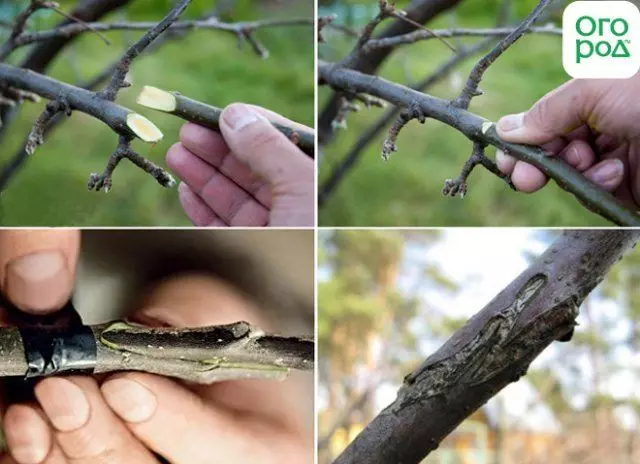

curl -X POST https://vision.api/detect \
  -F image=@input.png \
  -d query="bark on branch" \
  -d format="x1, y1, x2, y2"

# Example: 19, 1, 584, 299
333, 229, 640, 464
0, 320, 313, 384
363, 25, 561, 52
319, 62, 640, 227
137, 86, 315, 158
0, 63, 161, 143
318, 0, 465, 142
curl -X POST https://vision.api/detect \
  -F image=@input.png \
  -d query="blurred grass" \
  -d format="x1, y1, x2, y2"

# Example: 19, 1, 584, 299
318, 2, 610, 227
0, 0, 313, 226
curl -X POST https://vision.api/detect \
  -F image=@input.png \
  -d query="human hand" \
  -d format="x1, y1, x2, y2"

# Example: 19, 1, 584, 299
0, 234, 312, 463
495, 76, 640, 208
166, 104, 315, 227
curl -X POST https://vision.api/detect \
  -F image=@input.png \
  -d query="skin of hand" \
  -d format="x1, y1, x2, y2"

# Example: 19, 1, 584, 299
0, 231, 312, 464
495, 76, 640, 209
166, 103, 315, 227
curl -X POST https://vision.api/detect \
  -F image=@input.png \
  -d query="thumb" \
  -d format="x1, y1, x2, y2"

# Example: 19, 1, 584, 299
219, 103, 308, 187
496, 80, 591, 145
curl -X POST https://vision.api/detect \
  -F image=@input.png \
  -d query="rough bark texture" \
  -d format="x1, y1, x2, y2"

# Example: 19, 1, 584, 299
318, 0, 465, 142
0, 321, 313, 384
334, 230, 640, 464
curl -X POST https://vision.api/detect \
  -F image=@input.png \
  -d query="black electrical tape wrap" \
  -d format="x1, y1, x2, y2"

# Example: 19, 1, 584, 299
19, 325, 97, 378
10, 299, 98, 379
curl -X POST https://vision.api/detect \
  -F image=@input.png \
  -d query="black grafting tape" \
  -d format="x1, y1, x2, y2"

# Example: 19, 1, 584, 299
19, 325, 97, 379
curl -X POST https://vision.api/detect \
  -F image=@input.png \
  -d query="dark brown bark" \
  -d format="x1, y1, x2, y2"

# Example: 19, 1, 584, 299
333, 230, 640, 464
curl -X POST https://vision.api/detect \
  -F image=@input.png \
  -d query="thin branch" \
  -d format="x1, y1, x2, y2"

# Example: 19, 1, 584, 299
87, 135, 175, 192
318, 38, 494, 208
442, 140, 514, 198
0, 320, 313, 384
100, 0, 192, 101
137, 86, 315, 158
319, 62, 640, 227
454, 0, 553, 109
364, 25, 560, 52
382, 105, 425, 161
333, 230, 640, 464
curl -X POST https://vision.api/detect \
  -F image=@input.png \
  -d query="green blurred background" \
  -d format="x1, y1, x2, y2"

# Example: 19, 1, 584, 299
0, 0, 313, 226
318, 0, 612, 227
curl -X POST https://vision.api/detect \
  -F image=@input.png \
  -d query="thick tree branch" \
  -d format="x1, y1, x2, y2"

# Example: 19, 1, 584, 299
0, 321, 313, 384
333, 230, 640, 464
318, 0, 465, 142
318, 38, 493, 208
363, 25, 561, 52
319, 62, 640, 226
0, 0, 131, 141
0, 63, 161, 143
137, 86, 315, 158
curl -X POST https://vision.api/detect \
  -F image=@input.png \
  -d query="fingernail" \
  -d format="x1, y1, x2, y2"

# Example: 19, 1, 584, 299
11, 446, 47, 464
497, 113, 525, 133
102, 378, 157, 423
590, 159, 624, 184
5, 251, 69, 312
222, 104, 259, 131
495, 149, 516, 173
35, 378, 89, 432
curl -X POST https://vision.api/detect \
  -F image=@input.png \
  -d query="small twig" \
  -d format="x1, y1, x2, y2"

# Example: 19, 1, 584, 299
331, 95, 361, 130
364, 25, 560, 52
25, 99, 70, 155
239, 28, 269, 59
100, 0, 192, 101
88, 135, 175, 192
442, 141, 514, 198
387, 10, 457, 53
318, 14, 338, 43
136, 86, 315, 158
453, 0, 553, 109
382, 104, 425, 161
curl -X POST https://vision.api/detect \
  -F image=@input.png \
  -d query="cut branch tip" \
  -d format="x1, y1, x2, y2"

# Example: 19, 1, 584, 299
126, 113, 163, 142
136, 86, 177, 112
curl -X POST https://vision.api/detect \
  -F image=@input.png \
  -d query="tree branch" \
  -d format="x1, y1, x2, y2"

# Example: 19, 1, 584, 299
319, 62, 640, 226
5, 17, 313, 57
137, 86, 315, 158
0, 0, 132, 141
363, 25, 560, 52
0, 320, 313, 384
453, 0, 553, 109
318, 0, 466, 142
0, 63, 161, 143
318, 38, 494, 208
333, 230, 640, 464
100, 0, 192, 101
